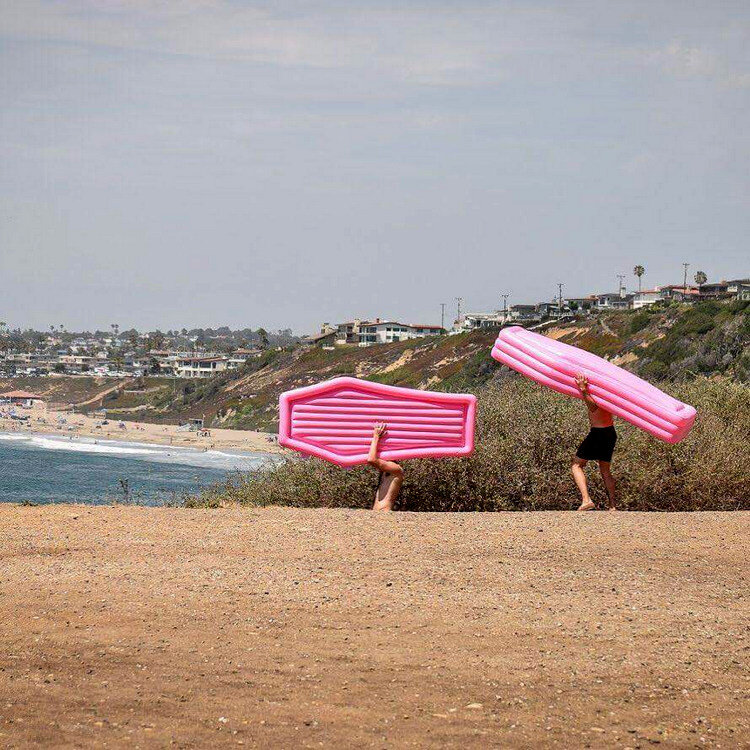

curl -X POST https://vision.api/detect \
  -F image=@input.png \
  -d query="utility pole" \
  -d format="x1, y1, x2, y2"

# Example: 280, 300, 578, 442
682, 262, 690, 291
455, 297, 463, 327
440, 303, 446, 331
557, 283, 564, 317
617, 274, 625, 299
501, 293, 509, 320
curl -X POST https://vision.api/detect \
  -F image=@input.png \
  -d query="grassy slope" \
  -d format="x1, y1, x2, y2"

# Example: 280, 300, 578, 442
0, 375, 123, 406
4, 301, 747, 431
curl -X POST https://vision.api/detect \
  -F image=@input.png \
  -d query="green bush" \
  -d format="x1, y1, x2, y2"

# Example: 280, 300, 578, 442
188, 376, 750, 512
629, 311, 651, 334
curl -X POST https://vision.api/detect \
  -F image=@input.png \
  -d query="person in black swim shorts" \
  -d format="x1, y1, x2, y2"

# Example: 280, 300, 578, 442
571, 373, 617, 511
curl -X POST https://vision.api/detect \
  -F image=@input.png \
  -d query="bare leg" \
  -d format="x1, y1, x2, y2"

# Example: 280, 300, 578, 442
572, 457, 595, 511
598, 462, 617, 510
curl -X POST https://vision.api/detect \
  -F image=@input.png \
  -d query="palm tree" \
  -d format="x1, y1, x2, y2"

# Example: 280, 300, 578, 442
633, 265, 645, 294
694, 271, 707, 297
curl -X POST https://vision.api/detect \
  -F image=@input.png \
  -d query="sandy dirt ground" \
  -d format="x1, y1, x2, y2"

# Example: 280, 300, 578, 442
0, 409, 281, 454
0, 506, 747, 749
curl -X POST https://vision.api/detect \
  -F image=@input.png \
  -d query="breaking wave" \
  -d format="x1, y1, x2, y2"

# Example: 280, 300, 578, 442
0, 432, 270, 470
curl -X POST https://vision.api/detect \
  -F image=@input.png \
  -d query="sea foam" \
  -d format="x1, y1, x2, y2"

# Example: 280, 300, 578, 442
0, 431, 270, 470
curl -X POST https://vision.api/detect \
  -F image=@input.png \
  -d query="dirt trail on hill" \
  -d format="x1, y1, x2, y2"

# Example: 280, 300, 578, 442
0, 507, 747, 748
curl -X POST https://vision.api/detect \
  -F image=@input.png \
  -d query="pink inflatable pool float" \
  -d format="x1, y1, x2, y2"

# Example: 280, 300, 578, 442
491, 326, 696, 444
278, 377, 477, 467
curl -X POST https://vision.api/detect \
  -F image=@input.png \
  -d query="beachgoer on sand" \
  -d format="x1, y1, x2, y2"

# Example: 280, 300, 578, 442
571, 373, 617, 511
367, 423, 403, 511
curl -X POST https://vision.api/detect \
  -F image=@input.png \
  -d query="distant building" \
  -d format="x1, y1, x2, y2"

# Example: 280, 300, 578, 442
595, 292, 634, 310
659, 286, 700, 303
324, 318, 442, 346
175, 356, 231, 378
508, 304, 542, 324
537, 301, 571, 319
727, 279, 750, 300
303, 329, 338, 348
358, 321, 443, 345
460, 312, 507, 331
566, 296, 597, 312
0, 390, 45, 407
335, 320, 365, 345
631, 289, 661, 309
696, 281, 730, 300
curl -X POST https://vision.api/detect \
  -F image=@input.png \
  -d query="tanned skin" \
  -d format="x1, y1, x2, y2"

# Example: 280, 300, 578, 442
367, 423, 404, 511
571, 373, 617, 512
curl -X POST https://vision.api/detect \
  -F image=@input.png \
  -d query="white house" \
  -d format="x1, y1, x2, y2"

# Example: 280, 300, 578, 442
595, 292, 633, 310
175, 356, 231, 378
459, 312, 508, 331
357, 321, 443, 346
631, 289, 661, 309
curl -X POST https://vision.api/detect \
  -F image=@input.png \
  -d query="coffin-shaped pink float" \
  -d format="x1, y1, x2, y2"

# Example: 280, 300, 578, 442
278, 377, 477, 467
491, 326, 696, 443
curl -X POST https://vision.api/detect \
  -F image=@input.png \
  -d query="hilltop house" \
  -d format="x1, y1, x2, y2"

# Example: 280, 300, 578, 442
324, 319, 442, 346
659, 286, 700, 303
631, 289, 662, 309
303, 328, 338, 348
595, 292, 634, 310
357, 321, 443, 345
175, 355, 232, 378
537, 301, 571, 319
335, 320, 364, 345
508, 304, 542, 324
727, 279, 750, 300
566, 296, 597, 311
460, 312, 508, 331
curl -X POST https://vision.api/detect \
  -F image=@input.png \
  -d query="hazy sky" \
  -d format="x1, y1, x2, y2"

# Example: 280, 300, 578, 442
1, 1, 748, 334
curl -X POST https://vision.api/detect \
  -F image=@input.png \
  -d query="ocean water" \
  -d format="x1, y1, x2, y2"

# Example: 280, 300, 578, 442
0, 432, 272, 505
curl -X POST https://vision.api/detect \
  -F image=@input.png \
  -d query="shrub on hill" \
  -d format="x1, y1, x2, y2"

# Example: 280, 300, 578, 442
189, 376, 750, 512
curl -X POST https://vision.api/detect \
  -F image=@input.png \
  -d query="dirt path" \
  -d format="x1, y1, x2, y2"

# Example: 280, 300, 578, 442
0, 507, 747, 748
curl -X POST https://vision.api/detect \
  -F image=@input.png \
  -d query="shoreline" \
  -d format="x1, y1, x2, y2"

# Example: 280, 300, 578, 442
0, 407, 283, 454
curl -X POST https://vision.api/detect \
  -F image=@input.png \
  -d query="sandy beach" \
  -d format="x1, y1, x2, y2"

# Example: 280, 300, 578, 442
0, 506, 747, 748
0, 407, 282, 455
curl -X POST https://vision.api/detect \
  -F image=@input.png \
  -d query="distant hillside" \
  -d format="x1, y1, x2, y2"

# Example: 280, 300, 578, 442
4, 300, 747, 431
547, 298, 749, 382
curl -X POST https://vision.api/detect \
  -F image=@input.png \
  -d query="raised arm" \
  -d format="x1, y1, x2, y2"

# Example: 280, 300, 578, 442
575, 373, 599, 412
367, 423, 404, 475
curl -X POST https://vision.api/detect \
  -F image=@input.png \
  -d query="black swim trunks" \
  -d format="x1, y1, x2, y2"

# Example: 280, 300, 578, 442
576, 425, 617, 462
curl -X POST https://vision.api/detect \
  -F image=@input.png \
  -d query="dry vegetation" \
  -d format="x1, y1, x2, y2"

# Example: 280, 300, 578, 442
191, 376, 750, 512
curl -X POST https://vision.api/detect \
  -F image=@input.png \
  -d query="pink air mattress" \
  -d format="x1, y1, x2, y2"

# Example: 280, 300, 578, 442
278, 377, 477, 467
491, 326, 696, 443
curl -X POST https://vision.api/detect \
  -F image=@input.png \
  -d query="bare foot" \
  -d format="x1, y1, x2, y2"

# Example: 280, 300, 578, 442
608, 506, 618, 511
577, 501, 596, 512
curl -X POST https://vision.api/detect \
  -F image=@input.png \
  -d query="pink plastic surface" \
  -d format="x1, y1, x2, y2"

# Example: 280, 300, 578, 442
278, 377, 477, 467
491, 326, 696, 444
